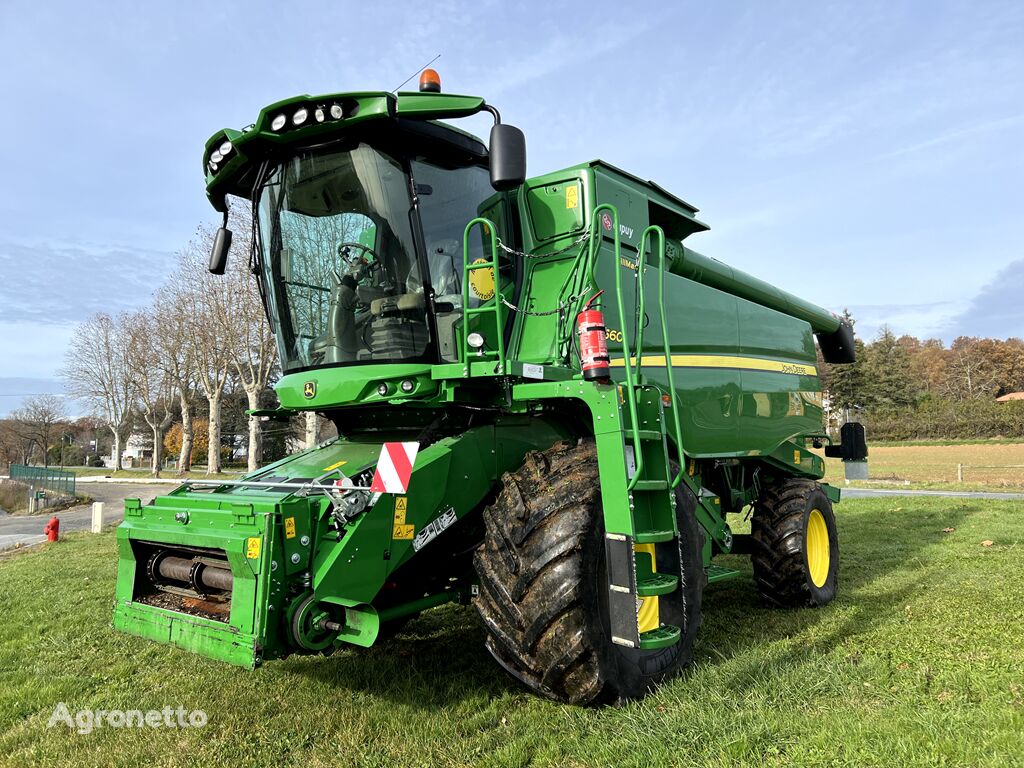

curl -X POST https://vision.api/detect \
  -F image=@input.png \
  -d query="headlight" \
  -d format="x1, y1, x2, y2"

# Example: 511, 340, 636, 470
314, 107, 325, 123
467, 332, 485, 349
400, 380, 415, 393
219, 140, 232, 155
210, 150, 223, 163
271, 114, 286, 131
330, 104, 343, 119
292, 107, 308, 125
376, 383, 389, 397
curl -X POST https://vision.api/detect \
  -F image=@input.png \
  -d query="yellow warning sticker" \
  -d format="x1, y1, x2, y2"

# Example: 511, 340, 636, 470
793, 450, 802, 464
246, 537, 261, 559
393, 496, 408, 526
565, 184, 579, 209
393, 524, 415, 540
322, 459, 348, 472
469, 258, 495, 300
284, 517, 296, 539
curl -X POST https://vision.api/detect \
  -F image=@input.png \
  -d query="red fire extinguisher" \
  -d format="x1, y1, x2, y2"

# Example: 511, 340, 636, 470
44, 516, 60, 542
578, 291, 610, 382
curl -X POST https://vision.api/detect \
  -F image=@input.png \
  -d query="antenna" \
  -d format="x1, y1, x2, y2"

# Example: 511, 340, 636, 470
391, 53, 441, 93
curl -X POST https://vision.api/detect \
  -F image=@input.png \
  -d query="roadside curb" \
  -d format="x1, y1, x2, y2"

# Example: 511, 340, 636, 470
73, 477, 183, 485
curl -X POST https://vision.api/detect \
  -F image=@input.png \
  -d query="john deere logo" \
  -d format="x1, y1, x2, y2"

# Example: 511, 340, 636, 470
303, 381, 316, 399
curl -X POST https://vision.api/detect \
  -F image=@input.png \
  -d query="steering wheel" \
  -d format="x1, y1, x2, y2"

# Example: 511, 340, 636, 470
337, 241, 379, 271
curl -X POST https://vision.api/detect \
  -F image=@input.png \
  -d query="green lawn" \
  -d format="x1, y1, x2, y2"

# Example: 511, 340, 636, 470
67, 466, 244, 480
1, 498, 1022, 767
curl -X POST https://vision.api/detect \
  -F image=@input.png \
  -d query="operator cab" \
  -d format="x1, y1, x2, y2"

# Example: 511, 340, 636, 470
254, 124, 512, 374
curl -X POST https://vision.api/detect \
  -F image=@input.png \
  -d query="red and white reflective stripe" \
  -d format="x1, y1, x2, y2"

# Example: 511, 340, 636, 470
369, 442, 419, 494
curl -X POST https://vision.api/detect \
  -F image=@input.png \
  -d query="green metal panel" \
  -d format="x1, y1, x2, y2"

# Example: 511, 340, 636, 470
525, 177, 585, 241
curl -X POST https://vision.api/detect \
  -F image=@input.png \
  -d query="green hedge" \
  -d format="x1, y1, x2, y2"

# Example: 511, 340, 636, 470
860, 398, 1024, 441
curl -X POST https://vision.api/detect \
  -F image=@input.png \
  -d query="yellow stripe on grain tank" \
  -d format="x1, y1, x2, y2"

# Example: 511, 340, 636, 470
610, 354, 817, 376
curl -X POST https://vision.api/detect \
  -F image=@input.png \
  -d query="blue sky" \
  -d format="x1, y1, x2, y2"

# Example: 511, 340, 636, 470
0, 0, 1022, 415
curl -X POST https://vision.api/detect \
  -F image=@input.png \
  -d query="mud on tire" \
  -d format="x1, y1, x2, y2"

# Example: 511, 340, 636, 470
473, 439, 704, 704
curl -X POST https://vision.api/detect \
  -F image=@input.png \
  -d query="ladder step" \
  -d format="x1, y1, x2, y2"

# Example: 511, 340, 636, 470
636, 572, 678, 596
638, 623, 681, 650
631, 479, 669, 492
633, 529, 675, 544
707, 565, 742, 583
633, 429, 663, 441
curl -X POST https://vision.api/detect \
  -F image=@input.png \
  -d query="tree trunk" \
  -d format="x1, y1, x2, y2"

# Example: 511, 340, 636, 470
111, 427, 123, 471
178, 393, 193, 474
305, 412, 318, 449
246, 388, 262, 472
151, 425, 162, 477
207, 394, 222, 475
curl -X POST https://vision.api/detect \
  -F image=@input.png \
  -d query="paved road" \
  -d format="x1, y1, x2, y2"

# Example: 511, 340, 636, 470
3, 482, 1018, 553
842, 488, 1024, 500
0, 483, 165, 552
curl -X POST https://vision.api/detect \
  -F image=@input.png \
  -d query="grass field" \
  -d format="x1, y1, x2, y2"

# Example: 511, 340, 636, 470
820, 441, 1024, 491
67, 467, 244, 480
1, 497, 1022, 767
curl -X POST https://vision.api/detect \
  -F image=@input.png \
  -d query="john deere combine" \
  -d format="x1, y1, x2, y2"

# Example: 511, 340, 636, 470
113, 70, 866, 704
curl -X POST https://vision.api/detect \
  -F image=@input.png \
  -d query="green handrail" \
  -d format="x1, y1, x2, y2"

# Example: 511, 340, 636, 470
461, 217, 506, 377
584, 204, 645, 491
639, 225, 687, 488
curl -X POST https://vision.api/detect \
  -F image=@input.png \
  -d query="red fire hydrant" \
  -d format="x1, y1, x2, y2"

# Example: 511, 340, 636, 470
44, 516, 60, 542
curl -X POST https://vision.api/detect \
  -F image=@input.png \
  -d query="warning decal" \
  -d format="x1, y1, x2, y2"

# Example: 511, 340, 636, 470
412, 507, 458, 552
284, 517, 296, 539
565, 184, 579, 209
246, 537, 261, 559
392, 496, 414, 540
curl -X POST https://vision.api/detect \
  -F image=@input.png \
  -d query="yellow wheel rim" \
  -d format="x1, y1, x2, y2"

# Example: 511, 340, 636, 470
806, 509, 830, 588
634, 543, 660, 633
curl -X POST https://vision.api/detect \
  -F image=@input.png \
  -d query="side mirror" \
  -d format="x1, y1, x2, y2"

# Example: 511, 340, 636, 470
489, 123, 527, 191
208, 227, 232, 275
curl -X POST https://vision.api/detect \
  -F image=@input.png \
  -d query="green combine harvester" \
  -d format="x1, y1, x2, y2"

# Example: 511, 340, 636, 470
113, 70, 866, 704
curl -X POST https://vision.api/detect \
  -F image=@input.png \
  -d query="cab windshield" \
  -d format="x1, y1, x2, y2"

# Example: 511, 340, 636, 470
257, 144, 430, 371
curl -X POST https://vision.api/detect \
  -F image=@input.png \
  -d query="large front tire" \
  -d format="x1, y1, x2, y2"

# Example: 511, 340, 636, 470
473, 439, 704, 704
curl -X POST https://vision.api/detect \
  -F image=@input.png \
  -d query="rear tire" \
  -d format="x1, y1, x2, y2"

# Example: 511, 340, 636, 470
473, 439, 704, 704
751, 479, 839, 607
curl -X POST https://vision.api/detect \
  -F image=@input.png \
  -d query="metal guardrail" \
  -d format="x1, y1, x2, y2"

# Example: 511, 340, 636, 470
8, 464, 76, 497
461, 217, 506, 376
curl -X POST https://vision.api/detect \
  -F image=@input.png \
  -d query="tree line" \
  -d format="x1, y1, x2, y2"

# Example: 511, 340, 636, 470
24, 205, 324, 475
820, 311, 1024, 440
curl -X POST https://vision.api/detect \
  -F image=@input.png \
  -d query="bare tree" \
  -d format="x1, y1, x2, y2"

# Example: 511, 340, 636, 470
62, 313, 137, 470
0, 420, 28, 467
176, 230, 234, 475
8, 394, 68, 467
944, 337, 1000, 401
219, 208, 278, 471
127, 310, 177, 476
151, 285, 200, 474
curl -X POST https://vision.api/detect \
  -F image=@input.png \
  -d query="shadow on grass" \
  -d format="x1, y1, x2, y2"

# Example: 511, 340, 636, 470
282, 501, 978, 705
696, 499, 976, 692
282, 603, 514, 707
